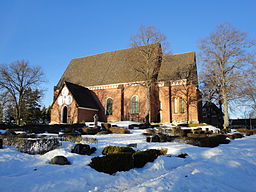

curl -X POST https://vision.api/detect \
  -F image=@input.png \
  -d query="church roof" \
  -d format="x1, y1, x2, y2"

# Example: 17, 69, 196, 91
159, 52, 197, 83
65, 82, 99, 109
57, 44, 197, 88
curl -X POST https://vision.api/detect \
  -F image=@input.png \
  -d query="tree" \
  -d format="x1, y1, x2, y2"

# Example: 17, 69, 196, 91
172, 65, 199, 124
130, 25, 168, 123
20, 88, 42, 124
199, 23, 255, 129
0, 60, 44, 125
241, 62, 256, 114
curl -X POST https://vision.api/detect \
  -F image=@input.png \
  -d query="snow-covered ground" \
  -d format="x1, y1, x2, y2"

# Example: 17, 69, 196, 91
0, 129, 256, 192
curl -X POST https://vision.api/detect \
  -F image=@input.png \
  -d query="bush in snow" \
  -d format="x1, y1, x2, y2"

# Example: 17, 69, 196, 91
0, 139, 2, 149
102, 145, 135, 155
182, 134, 230, 147
49, 156, 70, 165
89, 153, 134, 175
90, 147, 165, 174
15, 137, 60, 154
133, 149, 164, 168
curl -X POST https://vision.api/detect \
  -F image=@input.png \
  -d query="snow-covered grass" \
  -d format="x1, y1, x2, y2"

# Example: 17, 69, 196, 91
1, 129, 256, 192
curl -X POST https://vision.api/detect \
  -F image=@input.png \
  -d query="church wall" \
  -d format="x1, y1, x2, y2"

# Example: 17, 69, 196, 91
51, 81, 201, 124
50, 85, 79, 124
50, 100, 61, 124
123, 85, 147, 122
77, 108, 98, 122
92, 88, 122, 122
159, 86, 171, 122
170, 84, 199, 124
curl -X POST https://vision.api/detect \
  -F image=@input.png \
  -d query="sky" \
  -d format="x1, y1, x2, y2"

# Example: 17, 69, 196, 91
0, 0, 255, 118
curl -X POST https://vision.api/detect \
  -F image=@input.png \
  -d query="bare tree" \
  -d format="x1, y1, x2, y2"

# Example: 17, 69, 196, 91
0, 60, 44, 125
199, 23, 255, 130
172, 65, 199, 124
130, 25, 168, 123
240, 61, 256, 114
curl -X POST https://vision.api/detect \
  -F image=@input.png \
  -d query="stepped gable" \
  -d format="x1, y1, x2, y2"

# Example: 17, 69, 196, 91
65, 81, 99, 109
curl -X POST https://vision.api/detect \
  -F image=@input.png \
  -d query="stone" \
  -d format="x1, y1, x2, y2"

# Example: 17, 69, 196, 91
71, 144, 96, 155
50, 156, 70, 165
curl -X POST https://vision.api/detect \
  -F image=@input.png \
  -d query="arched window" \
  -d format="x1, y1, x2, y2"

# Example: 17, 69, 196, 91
131, 96, 139, 114
180, 97, 185, 113
173, 97, 178, 114
62, 106, 68, 123
106, 98, 113, 115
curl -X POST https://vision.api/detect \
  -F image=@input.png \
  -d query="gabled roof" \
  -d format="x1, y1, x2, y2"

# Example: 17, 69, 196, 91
65, 82, 99, 109
57, 44, 161, 88
56, 44, 197, 88
158, 52, 197, 83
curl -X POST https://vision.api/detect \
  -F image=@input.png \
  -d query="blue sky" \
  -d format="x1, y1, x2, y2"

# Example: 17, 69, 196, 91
0, 0, 255, 117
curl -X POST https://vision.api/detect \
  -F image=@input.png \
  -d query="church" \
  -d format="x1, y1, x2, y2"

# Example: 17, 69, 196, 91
50, 43, 202, 124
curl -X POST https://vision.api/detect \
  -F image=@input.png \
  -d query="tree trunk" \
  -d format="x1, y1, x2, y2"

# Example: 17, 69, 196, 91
186, 92, 189, 124
222, 89, 229, 130
145, 85, 151, 124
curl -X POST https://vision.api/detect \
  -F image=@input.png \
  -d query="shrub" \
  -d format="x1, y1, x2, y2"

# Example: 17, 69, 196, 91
102, 145, 135, 155
108, 127, 130, 134
89, 153, 134, 175
50, 156, 70, 165
133, 149, 162, 168
0, 139, 2, 149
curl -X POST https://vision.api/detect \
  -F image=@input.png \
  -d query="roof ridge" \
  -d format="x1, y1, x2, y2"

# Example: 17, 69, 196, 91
165, 51, 195, 57
71, 43, 160, 61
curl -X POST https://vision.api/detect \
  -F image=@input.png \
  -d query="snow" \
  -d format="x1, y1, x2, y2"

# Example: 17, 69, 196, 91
1, 128, 256, 192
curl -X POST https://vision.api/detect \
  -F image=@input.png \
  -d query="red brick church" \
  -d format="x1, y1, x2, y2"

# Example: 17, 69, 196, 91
50, 43, 202, 124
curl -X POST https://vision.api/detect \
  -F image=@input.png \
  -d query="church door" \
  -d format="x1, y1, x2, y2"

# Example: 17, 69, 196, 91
62, 106, 68, 123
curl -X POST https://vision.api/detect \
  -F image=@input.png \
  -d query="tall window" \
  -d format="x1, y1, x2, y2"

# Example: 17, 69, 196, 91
180, 97, 185, 113
106, 98, 113, 115
131, 96, 139, 114
173, 97, 178, 114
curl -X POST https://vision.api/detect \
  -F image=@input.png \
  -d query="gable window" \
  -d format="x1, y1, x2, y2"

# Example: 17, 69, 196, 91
131, 96, 139, 114
106, 98, 113, 115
